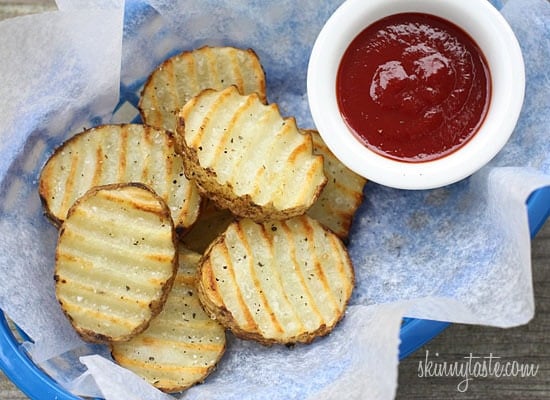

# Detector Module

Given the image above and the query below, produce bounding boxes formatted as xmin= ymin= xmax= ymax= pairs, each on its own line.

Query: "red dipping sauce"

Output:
xmin=336 ymin=13 xmax=491 ymax=162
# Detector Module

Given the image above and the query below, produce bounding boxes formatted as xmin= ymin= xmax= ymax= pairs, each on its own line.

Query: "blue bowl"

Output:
xmin=1 ymin=185 xmax=548 ymax=399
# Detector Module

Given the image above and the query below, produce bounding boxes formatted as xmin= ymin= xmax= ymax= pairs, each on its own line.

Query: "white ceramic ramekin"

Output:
xmin=307 ymin=0 xmax=524 ymax=190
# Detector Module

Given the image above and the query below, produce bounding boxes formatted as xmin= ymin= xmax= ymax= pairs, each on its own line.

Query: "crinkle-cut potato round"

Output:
xmin=304 ymin=129 xmax=367 ymax=240
xmin=54 ymin=183 xmax=178 ymax=343
xmin=180 ymin=199 xmax=235 ymax=254
xmin=176 ymin=86 xmax=327 ymax=222
xmin=111 ymin=246 xmax=226 ymax=393
xmin=196 ymin=215 xmax=355 ymax=345
xmin=139 ymin=46 xmax=267 ymax=133
xmin=39 ymin=124 xmax=202 ymax=234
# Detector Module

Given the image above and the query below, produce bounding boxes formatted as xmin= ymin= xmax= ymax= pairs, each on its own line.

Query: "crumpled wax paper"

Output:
xmin=0 ymin=0 xmax=549 ymax=399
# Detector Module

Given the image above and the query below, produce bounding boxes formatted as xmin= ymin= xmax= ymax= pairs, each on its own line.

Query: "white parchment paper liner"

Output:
xmin=0 ymin=0 xmax=549 ymax=399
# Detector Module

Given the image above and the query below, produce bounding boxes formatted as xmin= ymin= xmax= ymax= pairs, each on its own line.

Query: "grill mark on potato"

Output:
xmin=113 ymin=353 xmax=213 ymax=373
xmin=148 ymin=134 xmax=168 ymax=206
xmin=139 ymin=127 xmax=152 ymax=182
xmin=75 ymin=134 xmax=96 ymax=197
xmin=59 ymin=297 xmax=145 ymax=331
xmin=219 ymin=240 xmax=260 ymax=333
xmin=153 ymin=67 xmax=176 ymax=127
xmin=93 ymin=147 xmax=104 ymax=188
xmin=145 ymin=317 xmax=222 ymax=332
xmin=164 ymin=58 xmax=180 ymax=119
xmin=227 ymin=49 xmax=244 ymax=93
xmin=190 ymin=97 xmax=216 ymax=151
xmin=204 ymin=47 xmax=219 ymax=90
xmin=202 ymin=261 xmax=220 ymax=302
xmin=209 ymin=94 xmax=257 ymax=176
xmin=67 ymin=202 xmax=173 ymax=238
xmin=147 ymin=90 xmax=161 ymax=129
xmin=96 ymin=188 xmax=168 ymax=216
xmin=203 ymin=241 xmax=252 ymax=331
xmin=189 ymin=52 xmax=203 ymax=101
xmin=328 ymin=232 xmax=355 ymax=302
xmin=319 ymin=225 xmax=353 ymax=310
xmin=58 ymin=239 xmax=174 ymax=290
xmin=179 ymin=179 xmax=201 ymax=232
xmin=234 ymin=222 xmax=284 ymax=337
xmin=131 ymin=335 xmax=224 ymax=353
xmin=256 ymin=118 xmax=302 ymax=207
xmin=56 ymin=282 xmax=150 ymax=330
xmin=57 ymin=275 xmax=152 ymax=308
xmin=246 ymin=121 xmax=287 ymax=204
xmin=295 ymin=157 xmax=326 ymax=208
xmin=164 ymin=150 xmax=174 ymax=200
xmin=300 ymin=218 xmax=340 ymax=317
xmin=175 ymin=53 xmax=195 ymax=105
xmin=198 ymin=91 xmax=250 ymax=170
xmin=194 ymin=49 xmax=211 ymax=96
xmin=98 ymin=128 xmax=119 ymax=183
xmin=59 ymin=152 xmax=80 ymax=217
xmin=239 ymin=48 xmax=266 ymax=103
xmin=279 ymin=220 xmax=325 ymax=327
xmin=257 ymin=222 xmax=305 ymax=336
xmin=56 ymin=253 xmax=168 ymax=298
xmin=275 ymin=135 xmax=310 ymax=206
xmin=331 ymin=179 xmax=364 ymax=200
xmin=286 ymin=134 xmax=309 ymax=166
xmin=142 ymin=73 xmax=162 ymax=128
xmin=117 ymin=126 xmax=128 ymax=182
xmin=223 ymin=96 xmax=268 ymax=188
xmin=197 ymin=90 xmax=240 ymax=162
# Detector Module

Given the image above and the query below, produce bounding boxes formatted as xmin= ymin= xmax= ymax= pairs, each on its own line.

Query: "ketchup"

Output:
xmin=336 ymin=13 xmax=491 ymax=162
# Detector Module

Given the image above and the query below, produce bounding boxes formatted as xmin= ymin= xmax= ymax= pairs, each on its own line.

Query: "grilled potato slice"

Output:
xmin=304 ymin=129 xmax=367 ymax=240
xmin=111 ymin=246 xmax=226 ymax=393
xmin=54 ymin=183 xmax=178 ymax=343
xmin=176 ymin=86 xmax=327 ymax=222
xmin=197 ymin=215 xmax=354 ymax=345
xmin=39 ymin=124 xmax=201 ymax=234
xmin=139 ymin=46 xmax=267 ymax=133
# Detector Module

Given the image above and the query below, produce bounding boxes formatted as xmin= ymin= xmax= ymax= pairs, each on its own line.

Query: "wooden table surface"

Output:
xmin=0 ymin=1 xmax=549 ymax=399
